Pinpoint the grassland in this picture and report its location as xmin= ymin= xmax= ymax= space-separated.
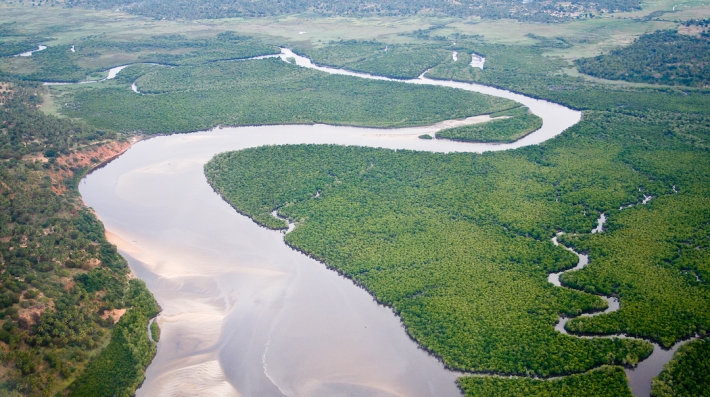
xmin=0 ymin=2 xmax=687 ymax=59
xmin=60 ymin=0 xmax=655 ymax=24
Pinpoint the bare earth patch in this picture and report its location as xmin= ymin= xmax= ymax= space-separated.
xmin=101 ymin=308 xmax=127 ymax=323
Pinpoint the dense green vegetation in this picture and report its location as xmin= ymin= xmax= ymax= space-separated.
xmin=150 ymin=320 xmax=159 ymax=343
xmin=426 ymin=39 xmax=710 ymax=115
xmin=3 ymin=12 xmax=710 ymax=395
xmin=437 ymin=107 xmax=542 ymax=143
xmin=560 ymin=192 xmax=710 ymax=346
xmin=67 ymin=280 xmax=158 ymax=397
xmin=575 ymin=31 xmax=710 ymax=87
xmin=66 ymin=0 xmax=641 ymax=22
xmin=206 ymin=143 xmax=657 ymax=377
xmin=652 ymin=338 xmax=710 ymax=397
xmin=55 ymin=57 xmax=514 ymax=134
xmin=0 ymin=32 xmax=279 ymax=82
xmin=0 ymin=23 xmax=47 ymax=58
xmin=0 ymin=81 xmax=158 ymax=396
xmin=459 ymin=366 xmax=633 ymax=397
xmin=296 ymin=41 xmax=452 ymax=79
xmin=205 ymin=36 xmax=710 ymax=395
xmin=0 ymin=82 xmax=115 ymax=159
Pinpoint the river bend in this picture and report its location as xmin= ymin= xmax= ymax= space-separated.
xmin=79 ymin=49 xmax=664 ymax=397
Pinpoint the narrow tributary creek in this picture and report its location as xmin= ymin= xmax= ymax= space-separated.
xmin=548 ymin=195 xmax=696 ymax=397
xmin=76 ymin=49 xmax=680 ymax=397
xmin=14 ymin=44 xmax=46 ymax=57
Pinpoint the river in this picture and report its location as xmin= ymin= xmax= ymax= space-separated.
xmin=78 ymin=49 xmax=671 ymax=397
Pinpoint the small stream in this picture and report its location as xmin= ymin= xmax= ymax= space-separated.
xmin=548 ymin=197 xmax=696 ymax=397
xmin=43 ymin=64 xmax=130 ymax=86
xmin=43 ymin=63 xmax=165 ymax=86
xmin=13 ymin=45 xmax=46 ymax=57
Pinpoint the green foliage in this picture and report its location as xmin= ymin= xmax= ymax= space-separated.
xmin=0 ymin=33 xmax=279 ymax=83
xmin=297 ymin=41 xmax=452 ymax=79
xmin=560 ymin=193 xmax=710 ymax=347
xmin=0 ymin=83 xmax=113 ymax=159
xmin=57 ymin=58 xmax=514 ymax=134
xmin=459 ymin=366 xmax=633 ymax=397
xmin=205 ymin=143 xmax=656 ymax=377
xmin=0 ymin=81 xmax=158 ymax=396
xmin=576 ymin=31 xmax=710 ymax=87
xmin=426 ymin=41 xmax=710 ymax=115
xmin=67 ymin=280 xmax=159 ymax=397
xmin=65 ymin=0 xmax=641 ymax=22
xmin=437 ymin=107 xmax=542 ymax=143
xmin=652 ymin=338 xmax=710 ymax=397
xmin=150 ymin=320 xmax=160 ymax=342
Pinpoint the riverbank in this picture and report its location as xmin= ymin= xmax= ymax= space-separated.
xmin=0 ymin=80 xmax=159 ymax=397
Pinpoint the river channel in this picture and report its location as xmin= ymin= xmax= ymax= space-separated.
xmin=78 ymin=49 xmax=667 ymax=397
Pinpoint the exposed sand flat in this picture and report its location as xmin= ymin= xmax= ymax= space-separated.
xmin=141 ymin=359 xmax=240 ymax=397
xmin=361 ymin=133 xmax=421 ymax=139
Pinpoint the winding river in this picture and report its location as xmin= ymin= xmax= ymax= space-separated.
xmin=548 ymin=208 xmax=695 ymax=397
xmin=77 ymin=49 xmax=675 ymax=397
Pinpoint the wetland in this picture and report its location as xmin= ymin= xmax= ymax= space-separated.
xmin=1 ymin=3 xmax=709 ymax=397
